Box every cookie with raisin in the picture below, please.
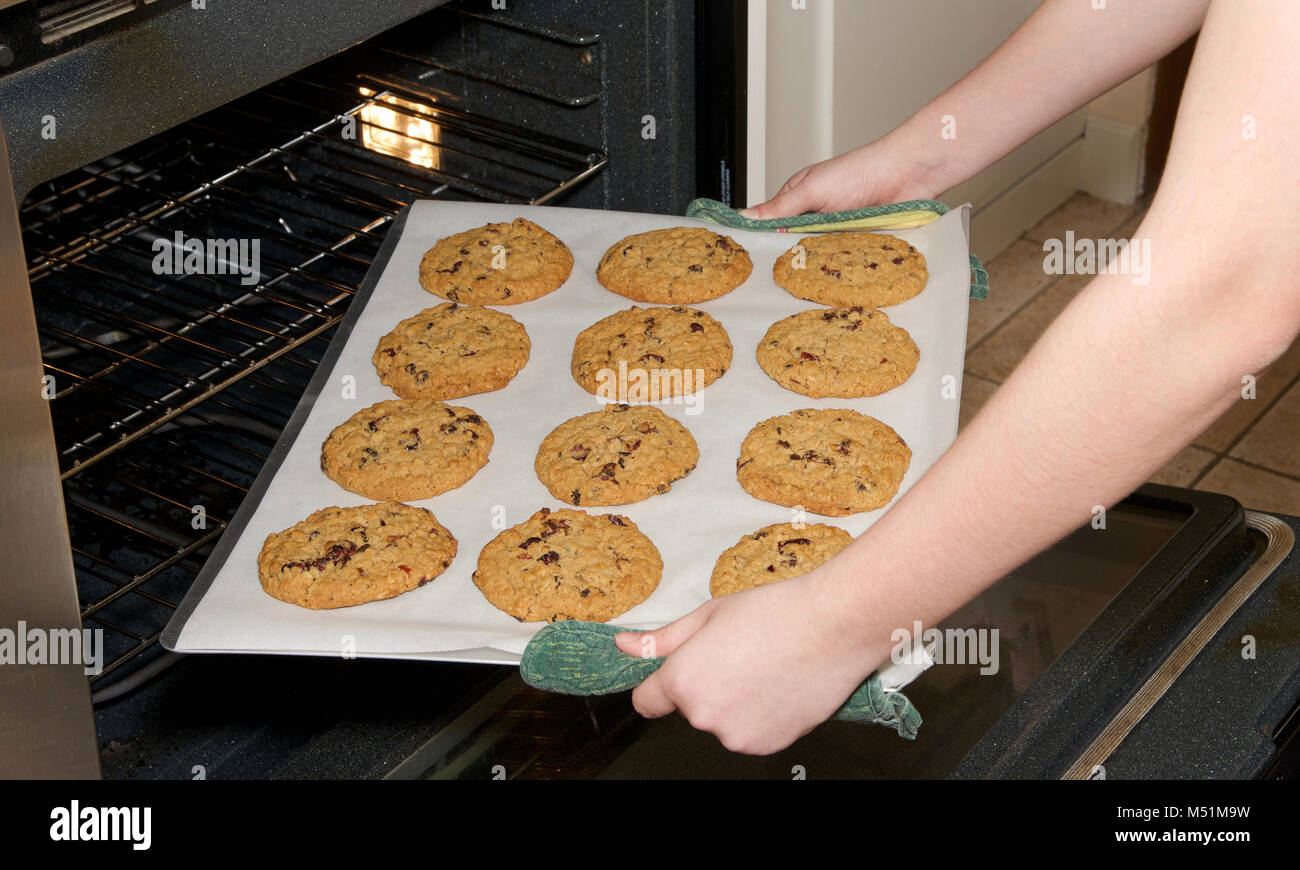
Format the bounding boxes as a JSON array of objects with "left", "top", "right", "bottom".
[
  {"left": 736, "top": 409, "right": 911, "bottom": 516},
  {"left": 596, "top": 227, "right": 751, "bottom": 303},
  {"left": 756, "top": 306, "right": 918, "bottom": 398},
  {"left": 372, "top": 303, "right": 530, "bottom": 400},
  {"left": 570, "top": 306, "right": 732, "bottom": 400},
  {"left": 773, "top": 231, "right": 927, "bottom": 308},
  {"left": 535, "top": 404, "right": 698, "bottom": 506},
  {"left": 473, "top": 508, "right": 662, "bottom": 623},
  {"left": 710, "top": 522, "right": 853, "bottom": 597},
  {"left": 419, "top": 218, "right": 573, "bottom": 305},
  {"left": 258, "top": 502, "right": 457, "bottom": 609},
  {"left": 320, "top": 399, "right": 492, "bottom": 501}
]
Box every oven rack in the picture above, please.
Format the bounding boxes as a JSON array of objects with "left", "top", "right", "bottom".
[
  {"left": 64, "top": 336, "right": 332, "bottom": 683},
  {"left": 24, "top": 66, "right": 606, "bottom": 479},
  {"left": 20, "top": 34, "right": 608, "bottom": 683}
]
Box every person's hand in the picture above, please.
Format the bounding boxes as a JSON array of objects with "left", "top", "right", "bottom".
[
  {"left": 612, "top": 564, "right": 894, "bottom": 755},
  {"left": 740, "top": 142, "right": 937, "bottom": 220}
]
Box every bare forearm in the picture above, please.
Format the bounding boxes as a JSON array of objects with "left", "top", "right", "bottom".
[
  {"left": 825, "top": 256, "right": 1288, "bottom": 632},
  {"left": 886, "top": 0, "right": 1210, "bottom": 195},
  {"left": 824, "top": 0, "right": 1300, "bottom": 644}
]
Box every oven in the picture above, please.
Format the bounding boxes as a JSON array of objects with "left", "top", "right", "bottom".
[{"left": 2, "top": 0, "right": 1299, "bottom": 781}]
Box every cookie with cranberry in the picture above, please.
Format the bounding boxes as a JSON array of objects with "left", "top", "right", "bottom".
[
  {"left": 570, "top": 306, "right": 732, "bottom": 399},
  {"left": 710, "top": 522, "right": 853, "bottom": 597},
  {"left": 535, "top": 404, "right": 699, "bottom": 506},
  {"left": 773, "top": 231, "right": 927, "bottom": 308},
  {"left": 736, "top": 409, "right": 911, "bottom": 516},
  {"left": 473, "top": 508, "right": 662, "bottom": 623},
  {"left": 419, "top": 218, "right": 573, "bottom": 305},
  {"left": 756, "top": 306, "right": 918, "bottom": 398},
  {"left": 596, "top": 227, "right": 752, "bottom": 303},
  {"left": 320, "top": 399, "right": 492, "bottom": 501},
  {"left": 258, "top": 502, "right": 457, "bottom": 609},
  {"left": 372, "top": 303, "right": 530, "bottom": 400}
]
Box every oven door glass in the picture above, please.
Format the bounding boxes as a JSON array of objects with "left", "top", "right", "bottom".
[{"left": 390, "top": 501, "right": 1186, "bottom": 779}]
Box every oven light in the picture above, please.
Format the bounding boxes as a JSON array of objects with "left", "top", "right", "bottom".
[{"left": 356, "top": 87, "right": 440, "bottom": 170}]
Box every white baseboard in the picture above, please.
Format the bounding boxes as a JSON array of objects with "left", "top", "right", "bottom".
[
  {"left": 967, "top": 116, "right": 1146, "bottom": 262},
  {"left": 1080, "top": 115, "right": 1147, "bottom": 205},
  {"left": 968, "top": 138, "right": 1085, "bottom": 263}
]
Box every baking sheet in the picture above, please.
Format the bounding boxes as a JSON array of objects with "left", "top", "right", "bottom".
[{"left": 165, "top": 201, "right": 971, "bottom": 681}]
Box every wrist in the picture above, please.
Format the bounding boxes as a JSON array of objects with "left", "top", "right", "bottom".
[
  {"left": 874, "top": 115, "right": 965, "bottom": 200},
  {"left": 803, "top": 544, "right": 907, "bottom": 673}
]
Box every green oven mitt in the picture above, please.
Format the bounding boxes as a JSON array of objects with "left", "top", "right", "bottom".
[
  {"left": 684, "top": 196, "right": 989, "bottom": 300},
  {"left": 520, "top": 621, "right": 922, "bottom": 741}
]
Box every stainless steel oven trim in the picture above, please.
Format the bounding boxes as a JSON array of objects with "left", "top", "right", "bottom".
[
  {"left": 1062, "top": 509, "right": 1295, "bottom": 780},
  {"left": 158, "top": 206, "right": 409, "bottom": 650},
  {"left": 0, "top": 117, "right": 100, "bottom": 778}
]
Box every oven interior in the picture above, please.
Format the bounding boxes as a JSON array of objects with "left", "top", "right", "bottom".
[{"left": 19, "top": 0, "right": 701, "bottom": 691}]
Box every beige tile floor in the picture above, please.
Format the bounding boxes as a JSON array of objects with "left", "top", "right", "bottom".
[{"left": 961, "top": 191, "right": 1300, "bottom": 516}]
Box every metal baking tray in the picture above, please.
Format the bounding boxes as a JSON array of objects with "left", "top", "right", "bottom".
[{"left": 162, "top": 201, "right": 974, "bottom": 670}]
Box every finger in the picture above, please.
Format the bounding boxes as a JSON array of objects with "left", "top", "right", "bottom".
[
  {"left": 739, "top": 168, "right": 814, "bottom": 219},
  {"left": 739, "top": 195, "right": 791, "bottom": 220},
  {"left": 742, "top": 184, "right": 818, "bottom": 220},
  {"left": 629, "top": 666, "right": 677, "bottom": 719},
  {"left": 613, "top": 600, "right": 713, "bottom": 659}
]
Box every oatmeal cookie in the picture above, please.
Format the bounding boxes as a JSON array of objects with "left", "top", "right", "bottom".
[
  {"left": 320, "top": 399, "right": 492, "bottom": 501},
  {"left": 736, "top": 409, "right": 911, "bottom": 516},
  {"left": 773, "top": 231, "right": 927, "bottom": 308},
  {"left": 372, "top": 302, "right": 530, "bottom": 399},
  {"left": 257, "top": 502, "right": 457, "bottom": 609},
  {"left": 756, "top": 306, "right": 918, "bottom": 398},
  {"left": 473, "top": 508, "right": 662, "bottom": 623},
  {"left": 535, "top": 404, "right": 698, "bottom": 506},
  {"left": 596, "top": 227, "right": 751, "bottom": 303},
  {"left": 419, "top": 217, "right": 573, "bottom": 305}
]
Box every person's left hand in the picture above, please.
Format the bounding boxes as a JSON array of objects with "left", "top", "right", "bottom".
[{"left": 613, "top": 566, "right": 893, "bottom": 755}]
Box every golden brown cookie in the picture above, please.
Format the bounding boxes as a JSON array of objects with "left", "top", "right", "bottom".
[
  {"left": 320, "top": 399, "right": 492, "bottom": 501},
  {"left": 473, "top": 507, "right": 663, "bottom": 623},
  {"left": 570, "top": 306, "right": 732, "bottom": 400},
  {"left": 710, "top": 522, "right": 853, "bottom": 597},
  {"left": 773, "top": 231, "right": 927, "bottom": 308},
  {"left": 596, "top": 227, "right": 752, "bottom": 303},
  {"left": 419, "top": 218, "right": 573, "bottom": 305},
  {"left": 372, "top": 303, "right": 530, "bottom": 400},
  {"left": 756, "top": 306, "right": 919, "bottom": 398},
  {"left": 736, "top": 409, "right": 911, "bottom": 516},
  {"left": 535, "top": 405, "right": 699, "bottom": 507},
  {"left": 258, "top": 502, "right": 457, "bottom": 610}
]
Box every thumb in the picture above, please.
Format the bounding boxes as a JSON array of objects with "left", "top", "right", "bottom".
[
  {"left": 739, "top": 168, "right": 816, "bottom": 219},
  {"left": 614, "top": 600, "right": 714, "bottom": 659},
  {"left": 740, "top": 188, "right": 809, "bottom": 221}
]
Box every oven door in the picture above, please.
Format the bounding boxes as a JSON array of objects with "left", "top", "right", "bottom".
[{"left": 92, "top": 486, "right": 1300, "bottom": 779}]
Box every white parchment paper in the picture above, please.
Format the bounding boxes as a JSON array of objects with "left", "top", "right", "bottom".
[{"left": 171, "top": 201, "right": 972, "bottom": 689}]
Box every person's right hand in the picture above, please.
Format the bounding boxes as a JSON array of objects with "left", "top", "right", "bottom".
[{"left": 740, "top": 142, "right": 937, "bottom": 220}]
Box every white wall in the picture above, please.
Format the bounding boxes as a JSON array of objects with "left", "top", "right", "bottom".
[
  {"left": 758, "top": 0, "right": 1053, "bottom": 197},
  {"left": 752, "top": 0, "right": 1154, "bottom": 259}
]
